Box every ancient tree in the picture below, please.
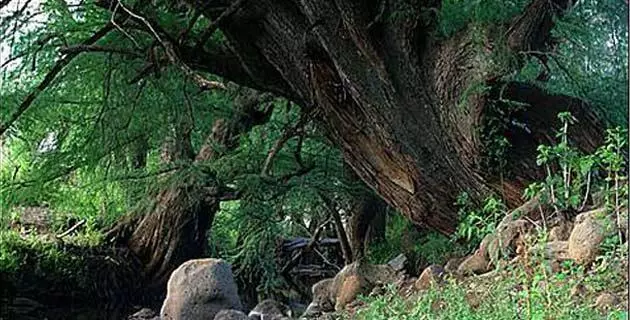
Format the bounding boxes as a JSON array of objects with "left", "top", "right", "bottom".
[
  {"left": 177, "top": 0, "right": 604, "bottom": 233},
  {"left": 1, "top": 0, "right": 606, "bottom": 234},
  {"left": 0, "top": 0, "right": 612, "bottom": 308},
  {"left": 104, "top": 89, "right": 274, "bottom": 292}
]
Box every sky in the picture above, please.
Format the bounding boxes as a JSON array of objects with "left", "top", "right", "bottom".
[{"left": 0, "top": 0, "right": 47, "bottom": 79}]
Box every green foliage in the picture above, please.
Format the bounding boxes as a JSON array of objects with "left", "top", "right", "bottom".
[
  {"left": 352, "top": 275, "right": 612, "bottom": 320},
  {"left": 545, "top": 1, "right": 629, "bottom": 128},
  {"left": 525, "top": 112, "right": 628, "bottom": 222},
  {"left": 437, "top": 0, "right": 529, "bottom": 37},
  {"left": 368, "top": 213, "right": 465, "bottom": 268},
  {"left": 354, "top": 237, "right": 627, "bottom": 320},
  {"left": 0, "top": 230, "right": 85, "bottom": 275},
  {"left": 454, "top": 193, "right": 506, "bottom": 251},
  {"left": 0, "top": 0, "right": 627, "bottom": 314},
  {"left": 199, "top": 103, "right": 354, "bottom": 299},
  {"left": 367, "top": 213, "right": 413, "bottom": 264}
]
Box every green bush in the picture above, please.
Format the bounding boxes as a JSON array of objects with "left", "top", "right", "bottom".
[{"left": 367, "top": 213, "right": 465, "bottom": 269}]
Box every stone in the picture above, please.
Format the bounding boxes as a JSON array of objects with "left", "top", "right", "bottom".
[
  {"left": 128, "top": 308, "right": 158, "bottom": 320},
  {"left": 568, "top": 209, "right": 616, "bottom": 265},
  {"left": 548, "top": 221, "right": 573, "bottom": 242},
  {"left": 248, "top": 300, "right": 289, "bottom": 320},
  {"left": 302, "top": 278, "right": 334, "bottom": 318},
  {"left": 302, "top": 262, "right": 401, "bottom": 315},
  {"left": 334, "top": 273, "right": 368, "bottom": 312},
  {"left": 444, "top": 257, "right": 465, "bottom": 274},
  {"left": 457, "top": 253, "right": 490, "bottom": 276},
  {"left": 414, "top": 264, "right": 444, "bottom": 290},
  {"left": 160, "top": 258, "right": 242, "bottom": 320},
  {"left": 386, "top": 254, "right": 407, "bottom": 271},
  {"left": 486, "top": 219, "right": 530, "bottom": 265},
  {"left": 594, "top": 292, "right": 619, "bottom": 311},
  {"left": 328, "top": 262, "right": 399, "bottom": 311},
  {"left": 543, "top": 241, "right": 570, "bottom": 261},
  {"left": 214, "top": 309, "right": 249, "bottom": 320}
]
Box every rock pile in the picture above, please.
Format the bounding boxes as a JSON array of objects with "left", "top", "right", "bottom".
[{"left": 130, "top": 205, "right": 626, "bottom": 320}]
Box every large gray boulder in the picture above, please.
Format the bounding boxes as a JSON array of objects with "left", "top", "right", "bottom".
[{"left": 160, "top": 258, "right": 243, "bottom": 320}]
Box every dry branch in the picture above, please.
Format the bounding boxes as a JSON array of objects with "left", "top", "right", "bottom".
[{"left": 56, "top": 220, "right": 86, "bottom": 238}]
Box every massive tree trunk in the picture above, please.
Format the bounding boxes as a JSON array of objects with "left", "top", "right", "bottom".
[
  {"left": 105, "top": 88, "right": 273, "bottom": 295},
  {"left": 181, "top": 0, "right": 604, "bottom": 233}
]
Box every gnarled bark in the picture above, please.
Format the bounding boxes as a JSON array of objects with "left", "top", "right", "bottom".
[
  {"left": 105, "top": 88, "right": 274, "bottom": 297},
  {"left": 183, "top": 0, "right": 604, "bottom": 234}
]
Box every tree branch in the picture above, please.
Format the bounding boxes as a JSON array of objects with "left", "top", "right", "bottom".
[
  {"left": 59, "top": 44, "right": 143, "bottom": 57},
  {"left": 114, "top": 0, "right": 226, "bottom": 91},
  {"left": 0, "top": 0, "right": 12, "bottom": 10},
  {"left": 317, "top": 191, "right": 353, "bottom": 265},
  {"left": 261, "top": 109, "right": 310, "bottom": 176},
  {"left": 195, "top": 0, "right": 247, "bottom": 49},
  {"left": 0, "top": 24, "right": 114, "bottom": 136},
  {"left": 506, "top": 0, "right": 571, "bottom": 53}
]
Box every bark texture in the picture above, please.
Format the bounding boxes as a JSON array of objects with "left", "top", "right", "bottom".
[
  {"left": 181, "top": 0, "right": 604, "bottom": 233},
  {"left": 105, "top": 88, "right": 273, "bottom": 295}
]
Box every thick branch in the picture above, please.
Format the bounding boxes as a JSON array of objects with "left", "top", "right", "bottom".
[
  {"left": 195, "top": 0, "right": 247, "bottom": 48},
  {"left": 506, "top": 0, "right": 571, "bottom": 53},
  {"left": 0, "top": 0, "right": 11, "bottom": 10}
]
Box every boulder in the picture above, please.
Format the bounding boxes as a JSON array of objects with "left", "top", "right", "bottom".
[
  {"left": 302, "top": 278, "right": 334, "bottom": 318},
  {"left": 568, "top": 209, "right": 616, "bottom": 265},
  {"left": 457, "top": 253, "right": 490, "bottom": 276},
  {"left": 214, "top": 309, "right": 249, "bottom": 320},
  {"left": 548, "top": 221, "right": 573, "bottom": 242},
  {"left": 160, "top": 258, "right": 242, "bottom": 320},
  {"left": 128, "top": 308, "right": 158, "bottom": 320},
  {"left": 486, "top": 219, "right": 530, "bottom": 265},
  {"left": 542, "top": 241, "right": 570, "bottom": 261},
  {"left": 444, "top": 257, "right": 465, "bottom": 274},
  {"left": 414, "top": 264, "right": 444, "bottom": 290},
  {"left": 594, "top": 292, "right": 619, "bottom": 311},
  {"left": 333, "top": 271, "right": 368, "bottom": 312},
  {"left": 248, "top": 299, "right": 290, "bottom": 320},
  {"left": 329, "top": 262, "right": 399, "bottom": 311}
]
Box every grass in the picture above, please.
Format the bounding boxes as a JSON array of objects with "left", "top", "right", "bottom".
[{"left": 350, "top": 235, "right": 628, "bottom": 320}]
